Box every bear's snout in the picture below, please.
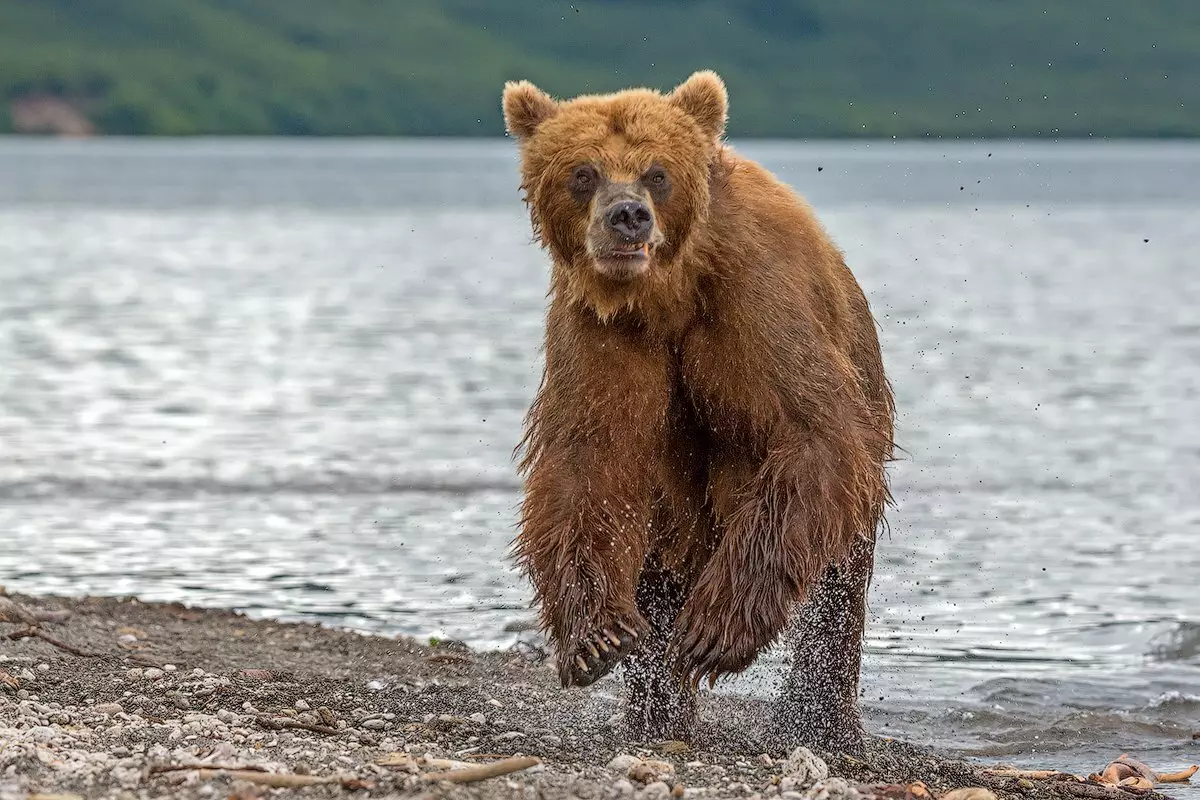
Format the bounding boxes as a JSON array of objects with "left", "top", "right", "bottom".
[{"left": 605, "top": 200, "right": 654, "bottom": 242}]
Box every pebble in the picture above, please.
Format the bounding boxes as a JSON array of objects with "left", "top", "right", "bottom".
[
  {"left": 782, "top": 746, "right": 829, "bottom": 785},
  {"left": 610, "top": 778, "right": 636, "bottom": 798},
  {"left": 628, "top": 760, "right": 675, "bottom": 784},
  {"left": 608, "top": 754, "right": 643, "bottom": 771},
  {"left": 803, "top": 778, "right": 860, "bottom": 800},
  {"left": 638, "top": 781, "right": 673, "bottom": 800},
  {"left": 142, "top": 668, "right": 164, "bottom": 680},
  {"left": 294, "top": 699, "right": 309, "bottom": 710},
  {"left": 93, "top": 703, "right": 123, "bottom": 716},
  {"left": 360, "top": 719, "right": 387, "bottom": 730},
  {"left": 469, "top": 712, "right": 487, "bottom": 724}
]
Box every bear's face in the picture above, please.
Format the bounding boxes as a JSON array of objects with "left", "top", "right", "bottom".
[{"left": 504, "top": 72, "right": 727, "bottom": 300}]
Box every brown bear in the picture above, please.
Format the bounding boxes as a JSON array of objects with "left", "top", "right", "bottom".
[{"left": 503, "top": 71, "right": 894, "bottom": 752}]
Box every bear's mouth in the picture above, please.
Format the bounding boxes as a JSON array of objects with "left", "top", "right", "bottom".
[
  {"left": 594, "top": 243, "right": 652, "bottom": 281},
  {"left": 606, "top": 243, "right": 650, "bottom": 260}
]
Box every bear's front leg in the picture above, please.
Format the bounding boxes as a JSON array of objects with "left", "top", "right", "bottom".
[
  {"left": 623, "top": 569, "right": 696, "bottom": 741},
  {"left": 516, "top": 458, "right": 653, "bottom": 687},
  {"left": 514, "top": 305, "right": 674, "bottom": 689},
  {"left": 672, "top": 428, "right": 885, "bottom": 689}
]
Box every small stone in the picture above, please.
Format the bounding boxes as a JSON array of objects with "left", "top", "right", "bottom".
[
  {"left": 126, "top": 668, "right": 143, "bottom": 679},
  {"left": 361, "top": 719, "right": 387, "bottom": 730},
  {"left": 36, "top": 663, "right": 50, "bottom": 673},
  {"left": 540, "top": 734, "right": 563, "bottom": 747},
  {"left": 629, "top": 760, "right": 675, "bottom": 784},
  {"left": 94, "top": 703, "right": 123, "bottom": 715},
  {"left": 163, "top": 664, "right": 177, "bottom": 672},
  {"left": 608, "top": 754, "right": 643, "bottom": 771},
  {"left": 940, "top": 791, "right": 997, "bottom": 800},
  {"left": 28, "top": 726, "right": 57, "bottom": 742},
  {"left": 782, "top": 746, "right": 829, "bottom": 785},
  {"left": 143, "top": 668, "right": 164, "bottom": 680},
  {"left": 487, "top": 698, "right": 503, "bottom": 708},
  {"left": 294, "top": 699, "right": 309, "bottom": 710},
  {"left": 496, "top": 730, "right": 526, "bottom": 741},
  {"left": 18, "top": 668, "right": 35, "bottom": 682},
  {"left": 802, "top": 778, "right": 860, "bottom": 800},
  {"left": 610, "top": 778, "right": 636, "bottom": 799},
  {"left": 638, "top": 782, "right": 672, "bottom": 800},
  {"left": 469, "top": 712, "right": 487, "bottom": 724},
  {"left": 366, "top": 679, "right": 386, "bottom": 691}
]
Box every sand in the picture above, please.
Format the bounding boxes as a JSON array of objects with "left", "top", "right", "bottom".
[{"left": 0, "top": 592, "right": 1174, "bottom": 800}]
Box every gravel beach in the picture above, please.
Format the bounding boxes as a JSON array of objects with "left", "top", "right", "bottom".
[{"left": 0, "top": 593, "right": 1181, "bottom": 800}]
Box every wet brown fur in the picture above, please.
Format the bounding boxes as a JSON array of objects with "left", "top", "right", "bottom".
[{"left": 504, "top": 72, "right": 895, "bottom": 748}]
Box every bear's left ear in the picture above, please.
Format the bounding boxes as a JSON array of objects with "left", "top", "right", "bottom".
[
  {"left": 669, "top": 70, "right": 728, "bottom": 141},
  {"left": 503, "top": 80, "right": 559, "bottom": 140}
]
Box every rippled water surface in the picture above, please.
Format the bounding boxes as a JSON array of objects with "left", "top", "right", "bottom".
[{"left": 1, "top": 139, "right": 1197, "bottom": 785}]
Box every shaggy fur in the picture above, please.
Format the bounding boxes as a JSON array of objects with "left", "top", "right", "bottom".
[{"left": 503, "top": 71, "right": 895, "bottom": 751}]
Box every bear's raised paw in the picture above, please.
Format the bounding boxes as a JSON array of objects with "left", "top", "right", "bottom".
[{"left": 559, "top": 616, "right": 647, "bottom": 688}]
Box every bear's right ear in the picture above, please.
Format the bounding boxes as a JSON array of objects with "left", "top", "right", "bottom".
[{"left": 503, "top": 80, "right": 559, "bottom": 140}]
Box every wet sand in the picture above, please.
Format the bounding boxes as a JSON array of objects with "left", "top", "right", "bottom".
[{"left": 0, "top": 593, "right": 1181, "bottom": 800}]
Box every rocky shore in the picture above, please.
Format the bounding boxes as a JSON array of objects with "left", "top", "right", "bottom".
[{"left": 0, "top": 593, "right": 1180, "bottom": 800}]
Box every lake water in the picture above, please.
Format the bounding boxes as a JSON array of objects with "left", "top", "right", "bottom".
[{"left": 0, "top": 138, "right": 1197, "bottom": 786}]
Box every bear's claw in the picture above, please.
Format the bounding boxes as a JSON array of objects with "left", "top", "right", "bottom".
[{"left": 560, "top": 616, "right": 647, "bottom": 688}]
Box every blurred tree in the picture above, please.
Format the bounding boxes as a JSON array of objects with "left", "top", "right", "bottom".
[{"left": 0, "top": 0, "right": 1196, "bottom": 137}]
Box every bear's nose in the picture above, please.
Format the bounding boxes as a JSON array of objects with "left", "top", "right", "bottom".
[{"left": 605, "top": 201, "right": 653, "bottom": 241}]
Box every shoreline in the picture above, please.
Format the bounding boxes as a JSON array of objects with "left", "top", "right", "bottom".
[{"left": 0, "top": 592, "right": 1178, "bottom": 800}]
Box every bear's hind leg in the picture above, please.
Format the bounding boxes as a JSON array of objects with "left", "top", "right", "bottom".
[
  {"left": 623, "top": 570, "right": 696, "bottom": 742},
  {"left": 771, "top": 534, "right": 875, "bottom": 756}
]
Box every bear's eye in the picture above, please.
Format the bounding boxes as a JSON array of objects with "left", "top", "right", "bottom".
[
  {"left": 643, "top": 166, "right": 669, "bottom": 189},
  {"left": 570, "top": 165, "right": 598, "bottom": 196}
]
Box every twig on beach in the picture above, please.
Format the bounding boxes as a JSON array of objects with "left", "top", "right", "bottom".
[
  {"left": 6, "top": 626, "right": 98, "bottom": 657},
  {"left": 980, "top": 769, "right": 1075, "bottom": 781},
  {"left": 1058, "top": 783, "right": 1151, "bottom": 799},
  {"left": 463, "top": 752, "right": 517, "bottom": 761},
  {"left": 422, "top": 755, "right": 541, "bottom": 783},
  {"left": 192, "top": 769, "right": 366, "bottom": 789},
  {"left": 255, "top": 714, "right": 341, "bottom": 736},
  {"left": 0, "top": 669, "right": 19, "bottom": 689},
  {"left": 149, "top": 763, "right": 269, "bottom": 775},
  {"left": 0, "top": 597, "right": 70, "bottom": 625}
]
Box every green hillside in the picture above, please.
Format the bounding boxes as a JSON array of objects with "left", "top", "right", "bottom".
[{"left": 1, "top": 0, "right": 1198, "bottom": 137}]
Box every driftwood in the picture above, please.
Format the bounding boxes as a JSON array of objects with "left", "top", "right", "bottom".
[
  {"left": 254, "top": 714, "right": 340, "bottom": 736},
  {"left": 5, "top": 626, "right": 98, "bottom": 657},
  {"left": 0, "top": 597, "right": 71, "bottom": 625},
  {"left": 423, "top": 755, "right": 541, "bottom": 783},
  {"left": 193, "top": 769, "right": 365, "bottom": 789},
  {"left": 149, "top": 763, "right": 268, "bottom": 775}
]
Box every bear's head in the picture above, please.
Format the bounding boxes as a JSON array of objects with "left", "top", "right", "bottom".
[{"left": 503, "top": 71, "right": 727, "bottom": 320}]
